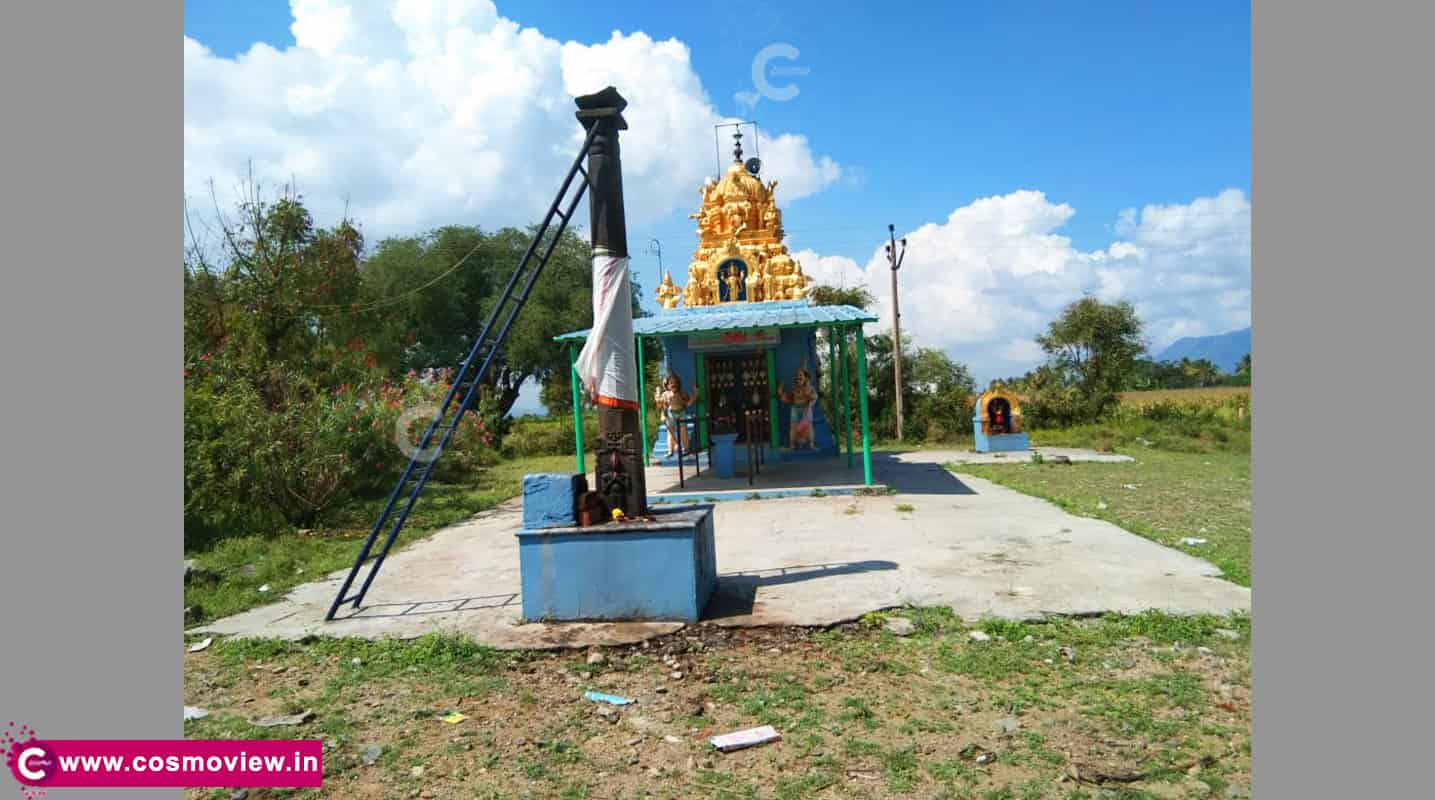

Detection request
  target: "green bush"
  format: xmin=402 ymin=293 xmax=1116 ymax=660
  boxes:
xmin=1031 ymin=415 xmax=1250 ymax=454
xmin=501 ymin=416 xmax=597 ymax=459
xmin=185 ymin=367 xmax=402 ymax=543
xmin=184 ymin=357 xmax=503 ymax=548
xmin=1023 ymin=385 xmax=1111 ymax=428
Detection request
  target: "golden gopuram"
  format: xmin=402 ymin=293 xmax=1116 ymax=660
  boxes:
xmin=655 ymin=134 xmax=812 ymax=309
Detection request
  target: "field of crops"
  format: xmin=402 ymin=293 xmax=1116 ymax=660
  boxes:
xmin=1119 ymin=385 xmax=1251 ymax=405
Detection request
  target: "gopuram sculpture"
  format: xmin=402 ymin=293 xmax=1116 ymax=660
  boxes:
xmin=662 ymin=132 xmax=811 ymax=308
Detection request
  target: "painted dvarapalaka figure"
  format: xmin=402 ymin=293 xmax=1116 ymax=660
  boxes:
xmin=654 ymin=372 xmax=697 ymax=456
xmin=777 ymin=360 xmax=819 ymax=450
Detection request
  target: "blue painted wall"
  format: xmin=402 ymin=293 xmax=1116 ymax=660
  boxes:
xmin=651 ymin=327 xmax=837 ymax=462
xmin=516 ymin=505 xmax=717 ymax=623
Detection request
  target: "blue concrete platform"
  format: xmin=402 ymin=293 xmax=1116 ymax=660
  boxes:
xmin=974 ymin=430 xmax=1029 ymax=453
xmin=521 ymin=473 xmax=586 ymax=530
xmin=516 ymin=505 xmax=718 ymax=623
xmin=650 ymin=421 xmax=704 ymax=467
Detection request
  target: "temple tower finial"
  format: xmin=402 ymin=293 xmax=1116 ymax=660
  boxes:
xmin=732 ymin=130 xmax=743 ymax=163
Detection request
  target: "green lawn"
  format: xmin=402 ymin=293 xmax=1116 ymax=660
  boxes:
xmin=956 ymin=448 xmax=1251 ymax=586
xmin=184 ymin=453 xmax=579 ymax=624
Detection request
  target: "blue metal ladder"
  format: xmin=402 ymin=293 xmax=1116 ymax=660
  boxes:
xmin=325 ymin=124 xmax=600 ymax=621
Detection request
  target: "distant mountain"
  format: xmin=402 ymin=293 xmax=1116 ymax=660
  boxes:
xmin=1155 ymin=327 xmax=1251 ymax=373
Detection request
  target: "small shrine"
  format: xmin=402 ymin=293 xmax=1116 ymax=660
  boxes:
xmin=555 ymin=130 xmax=880 ymax=485
xmin=973 ymin=385 xmax=1030 ymax=453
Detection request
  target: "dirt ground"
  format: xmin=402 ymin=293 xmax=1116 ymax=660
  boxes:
xmin=183 ymin=608 xmax=1251 ymax=800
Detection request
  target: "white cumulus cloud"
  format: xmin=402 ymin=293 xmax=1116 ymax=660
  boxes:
xmin=184 ymin=0 xmax=842 ymax=242
xmin=799 ymin=188 xmax=1250 ymax=381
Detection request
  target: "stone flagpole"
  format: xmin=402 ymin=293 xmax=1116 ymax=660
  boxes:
xmin=573 ymin=87 xmax=647 ymax=517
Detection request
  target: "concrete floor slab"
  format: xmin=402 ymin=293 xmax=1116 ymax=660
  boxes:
xmin=195 ymin=449 xmax=1245 ymax=649
xmin=645 ymin=447 xmax=1131 ymax=499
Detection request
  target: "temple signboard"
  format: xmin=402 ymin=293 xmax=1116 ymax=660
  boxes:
xmin=687 ymin=327 xmax=780 ymax=352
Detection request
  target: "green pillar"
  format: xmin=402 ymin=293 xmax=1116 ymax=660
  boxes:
xmin=827 ymin=328 xmax=837 ymax=444
xmin=855 ymin=327 xmax=873 ymax=485
xmin=839 ymin=327 xmax=852 ymax=468
xmin=568 ymin=343 xmax=585 ymax=475
xmin=765 ymin=347 xmax=780 ymax=450
xmin=636 ymin=336 xmax=649 ymax=467
xmin=695 ymin=352 xmax=709 ymax=449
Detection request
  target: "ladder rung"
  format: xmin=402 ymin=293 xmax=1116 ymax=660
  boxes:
xmin=327 ymin=127 xmax=596 ymax=622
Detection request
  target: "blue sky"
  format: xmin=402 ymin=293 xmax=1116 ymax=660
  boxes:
xmin=184 ymin=1 xmax=1250 ymax=392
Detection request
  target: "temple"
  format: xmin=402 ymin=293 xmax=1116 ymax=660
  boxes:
xmin=555 ymin=131 xmax=879 ymax=486
xmin=973 ymin=385 xmax=1029 ymax=453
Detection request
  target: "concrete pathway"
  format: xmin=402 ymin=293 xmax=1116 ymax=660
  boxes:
xmin=195 ymin=449 xmax=1246 ymax=649
xmin=645 ymin=446 xmax=1132 ymax=500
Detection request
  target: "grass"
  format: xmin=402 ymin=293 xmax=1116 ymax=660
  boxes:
xmin=185 ymin=610 xmax=1250 ymax=800
xmin=184 ymin=453 xmax=577 ymax=623
xmin=864 ymin=390 xmax=1252 ymax=456
xmin=957 ymin=447 xmax=1250 ymax=585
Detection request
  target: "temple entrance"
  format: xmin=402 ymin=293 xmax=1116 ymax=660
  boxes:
xmin=704 ymin=351 xmax=769 ymax=443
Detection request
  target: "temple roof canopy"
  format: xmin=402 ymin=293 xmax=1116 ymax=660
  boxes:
xmin=554 ymin=300 xmax=875 ymax=341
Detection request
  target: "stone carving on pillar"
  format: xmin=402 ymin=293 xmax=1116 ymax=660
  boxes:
xmin=595 ymin=427 xmax=640 ymax=515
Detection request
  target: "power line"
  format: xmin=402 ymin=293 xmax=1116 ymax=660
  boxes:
xmin=189 ymin=233 xmax=502 ymax=323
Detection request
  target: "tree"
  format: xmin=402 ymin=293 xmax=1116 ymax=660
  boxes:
xmin=1236 ymin=352 xmax=1251 ymax=377
xmin=807 ymin=283 xmax=875 ymax=309
xmin=861 ymin=331 xmax=909 ymax=434
xmin=184 ymin=181 xmax=386 ymax=536
xmin=906 ymin=347 xmax=978 ymax=441
xmin=185 ymin=180 xmax=369 ymax=403
xmin=857 ymin=331 xmax=977 ymax=441
xmin=355 ymin=225 xmax=616 ymax=417
xmin=1128 ymin=358 xmax=1189 ymax=390
xmin=1181 ymin=358 xmax=1221 ymax=388
xmin=1034 ymin=297 xmax=1145 ymax=417
xmin=806 ymin=283 xmax=875 ymax=428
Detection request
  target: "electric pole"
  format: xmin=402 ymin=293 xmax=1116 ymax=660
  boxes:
xmin=886 ymin=224 xmax=907 ymax=442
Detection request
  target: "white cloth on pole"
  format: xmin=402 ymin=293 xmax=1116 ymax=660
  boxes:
xmin=574 ymin=254 xmax=638 ymax=409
